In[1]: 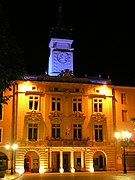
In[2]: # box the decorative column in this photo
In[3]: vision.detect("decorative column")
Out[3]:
[49,150,52,171]
[70,151,75,173]
[59,151,64,173]
[81,151,84,169]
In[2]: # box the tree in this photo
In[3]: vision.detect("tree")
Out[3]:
[0,2,26,104]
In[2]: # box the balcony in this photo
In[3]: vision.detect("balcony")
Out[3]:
[47,138,89,147]
[19,140,48,147]
[19,139,115,148]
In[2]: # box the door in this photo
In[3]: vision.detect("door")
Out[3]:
[63,152,70,172]
[93,151,106,171]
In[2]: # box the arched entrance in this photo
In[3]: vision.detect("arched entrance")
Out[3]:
[24,151,39,173]
[126,153,135,171]
[93,151,106,171]
[0,152,8,171]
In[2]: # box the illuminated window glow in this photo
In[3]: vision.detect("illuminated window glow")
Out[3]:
[59,168,64,173]
[71,167,75,173]
[100,85,108,95]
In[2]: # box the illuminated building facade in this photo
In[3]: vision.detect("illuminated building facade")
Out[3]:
[0,38,135,174]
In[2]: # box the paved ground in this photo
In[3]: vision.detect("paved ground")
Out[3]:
[1,173,22,180]
[2,171,135,180]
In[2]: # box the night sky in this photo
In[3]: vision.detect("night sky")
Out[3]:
[2,0,135,85]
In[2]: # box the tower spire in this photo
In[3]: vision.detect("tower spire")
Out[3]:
[57,0,63,29]
[49,0,73,39]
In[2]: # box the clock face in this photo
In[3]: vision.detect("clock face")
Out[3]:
[52,51,73,73]
[57,52,69,64]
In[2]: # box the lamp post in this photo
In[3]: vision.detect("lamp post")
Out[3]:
[115,130,131,174]
[5,144,18,174]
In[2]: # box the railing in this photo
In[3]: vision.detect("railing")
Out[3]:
[47,139,89,147]
[19,139,115,147]
[92,141,115,146]
[19,140,48,147]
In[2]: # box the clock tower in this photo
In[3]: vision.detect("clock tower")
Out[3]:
[48,38,74,76]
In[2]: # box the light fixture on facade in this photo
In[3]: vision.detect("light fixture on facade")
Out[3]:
[71,167,75,173]
[114,130,132,174]
[59,167,64,173]
[89,166,94,173]
[5,143,18,175]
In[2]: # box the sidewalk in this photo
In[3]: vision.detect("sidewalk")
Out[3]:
[2,173,22,180]
[1,171,135,179]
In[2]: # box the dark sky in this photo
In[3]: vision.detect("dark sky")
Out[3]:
[2,0,135,84]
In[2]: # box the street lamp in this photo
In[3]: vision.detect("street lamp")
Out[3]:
[5,144,18,174]
[114,130,132,174]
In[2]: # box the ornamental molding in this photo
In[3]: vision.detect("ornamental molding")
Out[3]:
[58,69,74,78]
[72,111,86,124]
[91,113,106,123]
[25,111,42,123]
[49,111,64,123]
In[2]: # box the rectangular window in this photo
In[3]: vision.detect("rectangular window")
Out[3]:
[52,124,60,138]
[32,86,37,91]
[28,124,38,141]
[75,88,79,92]
[29,95,40,111]
[95,125,103,142]
[122,110,127,122]
[52,97,61,111]
[72,98,82,112]
[93,98,103,113]
[73,124,82,139]
[121,93,126,104]
[54,87,59,91]
[0,128,2,143]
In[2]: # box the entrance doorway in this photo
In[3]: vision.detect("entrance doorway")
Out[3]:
[24,151,39,173]
[52,152,70,172]
[63,152,70,172]
[93,151,106,171]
